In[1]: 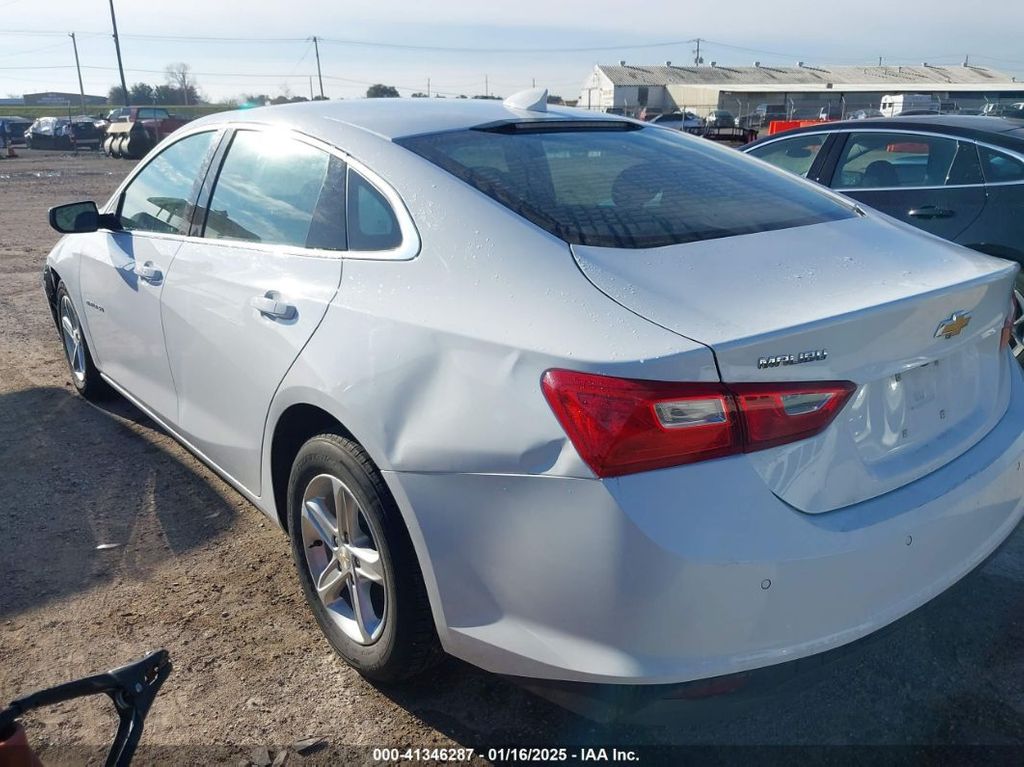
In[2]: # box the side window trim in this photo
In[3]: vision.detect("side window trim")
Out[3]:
[346,166,403,253]
[189,127,235,237]
[109,122,421,260]
[341,157,420,261]
[811,132,844,185]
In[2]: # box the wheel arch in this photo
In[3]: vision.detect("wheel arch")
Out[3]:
[265,397,451,644]
[43,264,62,331]
[268,402,358,531]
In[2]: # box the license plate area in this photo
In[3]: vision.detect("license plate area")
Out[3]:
[893,361,950,444]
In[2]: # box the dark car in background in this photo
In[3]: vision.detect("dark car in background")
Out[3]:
[649,110,704,130]
[742,115,1024,349]
[24,116,102,150]
[705,109,737,128]
[850,108,884,120]
[739,103,787,130]
[0,116,33,146]
[982,103,1024,119]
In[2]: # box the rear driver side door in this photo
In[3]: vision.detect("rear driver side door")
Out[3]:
[159,128,345,494]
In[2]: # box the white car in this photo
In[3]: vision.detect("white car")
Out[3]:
[43,91,1024,689]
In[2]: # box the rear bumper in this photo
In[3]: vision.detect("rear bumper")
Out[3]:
[387,360,1024,685]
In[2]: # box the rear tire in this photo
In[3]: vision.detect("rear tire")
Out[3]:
[287,433,441,683]
[55,282,108,400]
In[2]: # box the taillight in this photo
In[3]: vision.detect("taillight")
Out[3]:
[729,381,857,452]
[542,370,855,478]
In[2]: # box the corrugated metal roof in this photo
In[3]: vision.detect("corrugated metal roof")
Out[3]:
[596,64,1017,87]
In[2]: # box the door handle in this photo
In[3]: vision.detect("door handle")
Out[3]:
[124,260,162,283]
[908,206,954,219]
[134,260,161,280]
[251,292,296,320]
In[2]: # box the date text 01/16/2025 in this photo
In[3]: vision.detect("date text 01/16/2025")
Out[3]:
[371,747,640,762]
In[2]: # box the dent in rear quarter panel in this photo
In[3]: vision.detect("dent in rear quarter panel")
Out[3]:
[260,162,720,647]
[264,163,718,480]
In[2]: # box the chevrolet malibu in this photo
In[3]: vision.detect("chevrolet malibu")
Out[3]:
[43,92,1024,687]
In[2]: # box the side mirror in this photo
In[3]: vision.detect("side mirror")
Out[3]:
[49,201,119,234]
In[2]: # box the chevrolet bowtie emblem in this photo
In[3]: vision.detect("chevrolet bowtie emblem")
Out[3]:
[934,310,972,340]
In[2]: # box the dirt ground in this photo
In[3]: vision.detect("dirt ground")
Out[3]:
[1,148,1023,764]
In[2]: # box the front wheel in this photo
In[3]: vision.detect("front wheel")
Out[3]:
[55,282,108,400]
[287,433,441,683]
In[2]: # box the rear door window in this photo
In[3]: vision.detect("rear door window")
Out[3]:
[398,124,852,249]
[746,135,827,177]
[203,130,336,249]
[832,132,961,189]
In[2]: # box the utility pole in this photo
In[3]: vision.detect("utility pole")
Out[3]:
[485,74,488,97]
[107,0,129,106]
[309,76,314,100]
[878,56,883,66]
[693,38,702,66]
[69,32,86,113]
[312,36,325,99]
[532,77,535,88]
[427,77,430,97]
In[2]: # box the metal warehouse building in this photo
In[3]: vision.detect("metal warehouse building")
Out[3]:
[578,63,1024,119]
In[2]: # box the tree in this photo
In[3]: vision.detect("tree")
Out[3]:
[271,95,310,105]
[165,62,199,105]
[153,84,179,105]
[366,84,399,98]
[130,82,155,104]
[410,92,428,98]
[108,85,126,105]
[240,93,271,106]
[546,94,564,105]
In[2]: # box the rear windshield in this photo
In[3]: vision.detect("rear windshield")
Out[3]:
[397,123,854,248]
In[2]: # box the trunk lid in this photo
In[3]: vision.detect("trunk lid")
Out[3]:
[572,215,1017,513]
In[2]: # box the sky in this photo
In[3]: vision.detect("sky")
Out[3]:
[2,0,1023,103]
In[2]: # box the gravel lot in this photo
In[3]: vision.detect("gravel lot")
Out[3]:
[1,148,1023,763]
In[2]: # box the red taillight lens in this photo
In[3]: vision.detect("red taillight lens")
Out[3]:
[541,370,740,477]
[1000,294,1018,350]
[730,381,857,452]
[542,370,856,478]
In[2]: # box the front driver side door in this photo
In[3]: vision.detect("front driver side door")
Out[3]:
[77,129,220,421]
[825,131,986,241]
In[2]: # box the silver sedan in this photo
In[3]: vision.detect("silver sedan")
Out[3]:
[43,91,1024,687]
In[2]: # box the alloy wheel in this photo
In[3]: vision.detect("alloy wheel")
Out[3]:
[59,295,86,383]
[300,473,387,645]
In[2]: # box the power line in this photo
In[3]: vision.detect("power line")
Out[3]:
[0,28,700,52]
[0,40,72,58]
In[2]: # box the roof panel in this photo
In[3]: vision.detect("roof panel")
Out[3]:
[187,98,624,141]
